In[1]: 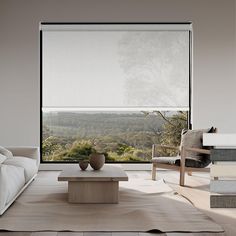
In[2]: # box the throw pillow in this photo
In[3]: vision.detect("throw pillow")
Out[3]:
[0,146,13,158]
[0,153,7,164]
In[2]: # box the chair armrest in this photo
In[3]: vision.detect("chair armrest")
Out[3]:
[6,146,40,167]
[183,147,210,155]
[152,144,179,158]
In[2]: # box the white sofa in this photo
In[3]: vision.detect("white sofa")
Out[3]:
[0,147,39,215]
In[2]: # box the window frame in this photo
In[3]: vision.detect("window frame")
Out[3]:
[40,22,192,164]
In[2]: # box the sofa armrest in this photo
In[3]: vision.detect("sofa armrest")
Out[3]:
[5,147,40,167]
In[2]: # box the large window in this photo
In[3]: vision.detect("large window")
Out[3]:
[41,23,191,163]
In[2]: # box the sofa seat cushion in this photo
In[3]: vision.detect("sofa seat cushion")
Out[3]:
[0,164,25,210]
[4,156,38,183]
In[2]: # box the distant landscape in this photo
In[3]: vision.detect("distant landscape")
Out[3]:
[42,111,187,162]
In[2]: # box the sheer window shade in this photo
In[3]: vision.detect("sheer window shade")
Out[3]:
[42,24,191,109]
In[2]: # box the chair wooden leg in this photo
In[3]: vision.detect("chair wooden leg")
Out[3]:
[152,164,157,180]
[180,146,186,186]
[180,168,185,186]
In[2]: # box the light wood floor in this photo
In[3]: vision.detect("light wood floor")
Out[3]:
[1,170,236,236]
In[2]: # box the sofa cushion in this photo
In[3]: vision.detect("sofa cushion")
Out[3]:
[0,164,25,210]
[0,154,7,164]
[4,156,38,183]
[0,146,13,158]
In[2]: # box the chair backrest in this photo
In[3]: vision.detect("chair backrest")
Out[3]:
[180,127,217,157]
[180,127,217,147]
[179,127,217,168]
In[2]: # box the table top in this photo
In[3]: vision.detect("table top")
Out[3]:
[58,165,128,182]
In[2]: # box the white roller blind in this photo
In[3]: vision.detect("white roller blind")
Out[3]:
[42,24,190,109]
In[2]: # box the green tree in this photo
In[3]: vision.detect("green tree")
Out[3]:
[66,140,96,160]
[160,112,187,144]
[42,125,53,140]
[42,136,63,157]
[159,111,188,156]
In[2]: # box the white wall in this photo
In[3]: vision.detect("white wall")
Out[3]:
[0,0,235,147]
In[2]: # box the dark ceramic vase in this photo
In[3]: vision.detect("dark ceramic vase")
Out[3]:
[79,160,89,171]
[89,153,105,170]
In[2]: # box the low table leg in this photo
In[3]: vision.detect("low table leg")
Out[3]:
[68,181,119,203]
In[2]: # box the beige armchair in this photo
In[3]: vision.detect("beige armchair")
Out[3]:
[151,128,217,186]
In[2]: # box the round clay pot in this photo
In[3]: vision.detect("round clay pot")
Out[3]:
[89,153,105,170]
[79,160,89,171]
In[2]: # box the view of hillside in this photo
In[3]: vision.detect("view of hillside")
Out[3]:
[42,111,188,162]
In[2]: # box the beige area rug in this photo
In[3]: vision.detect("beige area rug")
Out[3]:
[0,171,223,233]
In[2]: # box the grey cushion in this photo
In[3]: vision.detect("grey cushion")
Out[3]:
[0,146,13,158]
[152,156,180,165]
